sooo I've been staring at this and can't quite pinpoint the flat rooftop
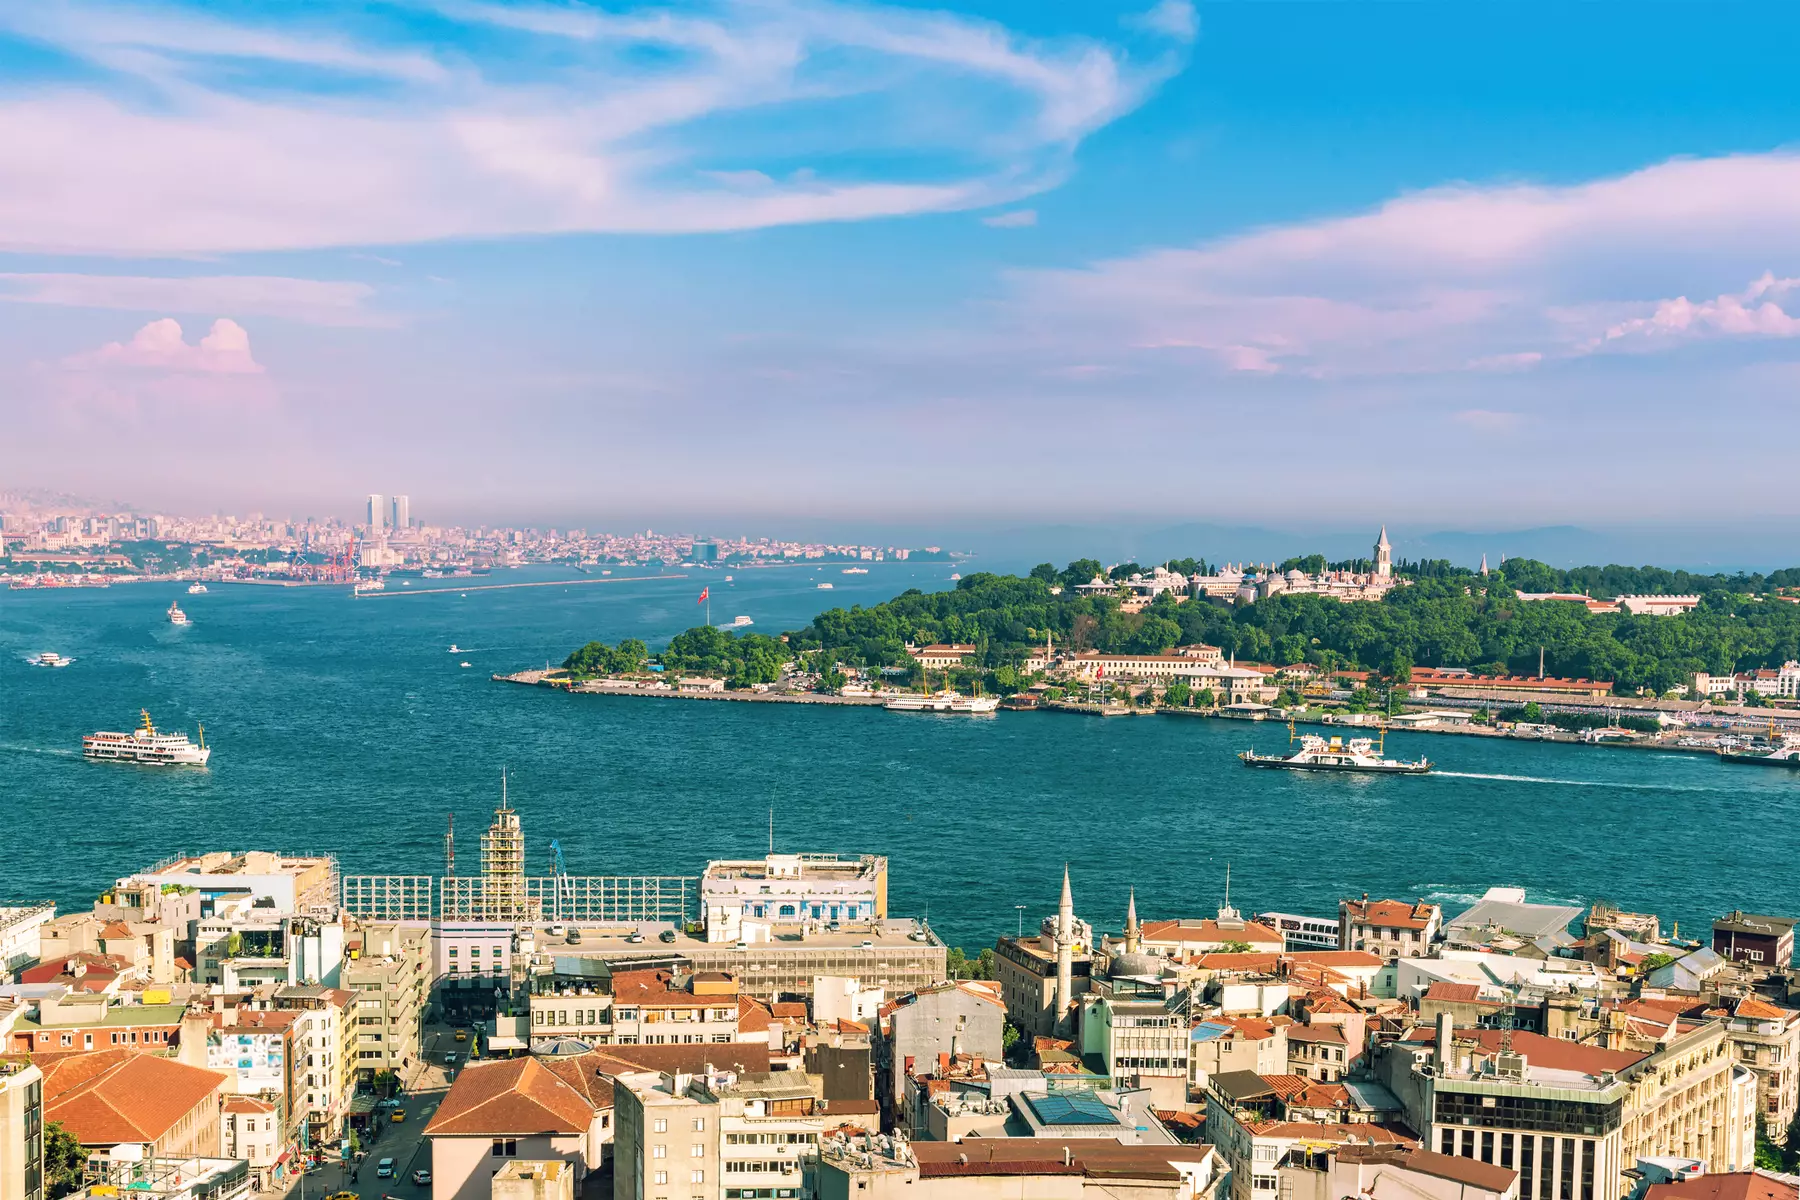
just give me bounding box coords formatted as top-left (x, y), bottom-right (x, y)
top-left (541, 918), bottom-right (936, 963)
top-left (701, 853), bottom-right (885, 883)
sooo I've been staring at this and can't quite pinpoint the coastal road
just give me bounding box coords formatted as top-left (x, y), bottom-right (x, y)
top-left (281, 1026), bottom-right (457, 1200)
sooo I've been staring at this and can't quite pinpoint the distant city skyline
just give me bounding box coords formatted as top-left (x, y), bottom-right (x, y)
top-left (2, 2), bottom-right (1798, 519)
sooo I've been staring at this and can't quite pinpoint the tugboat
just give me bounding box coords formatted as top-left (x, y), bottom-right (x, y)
top-left (83, 710), bottom-right (211, 766)
top-left (1240, 722), bottom-right (1431, 774)
top-left (166, 600), bottom-right (190, 626)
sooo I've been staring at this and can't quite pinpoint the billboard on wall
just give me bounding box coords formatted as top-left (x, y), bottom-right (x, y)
top-left (209, 1032), bottom-right (285, 1094)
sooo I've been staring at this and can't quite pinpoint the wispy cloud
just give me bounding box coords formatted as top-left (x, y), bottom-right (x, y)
top-left (1454, 408), bottom-right (1525, 434)
top-left (0, 0), bottom-right (1189, 254)
top-left (982, 208), bottom-right (1037, 228)
top-left (1003, 151), bottom-right (1800, 378)
top-left (0, 273), bottom-right (379, 325)
top-left (1126, 1), bottom-right (1198, 42)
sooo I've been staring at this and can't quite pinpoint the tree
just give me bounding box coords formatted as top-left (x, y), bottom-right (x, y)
top-left (1639, 952), bottom-right (1676, 973)
top-left (1029, 563), bottom-right (1058, 584)
top-left (1521, 702), bottom-right (1544, 722)
top-left (373, 1068), bottom-right (400, 1098)
top-left (1164, 681), bottom-right (1192, 708)
top-left (1219, 941), bottom-right (1253, 953)
top-left (46, 1122), bottom-right (87, 1199)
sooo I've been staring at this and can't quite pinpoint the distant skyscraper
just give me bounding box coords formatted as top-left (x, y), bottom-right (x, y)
top-left (693, 540), bottom-right (718, 562)
top-left (391, 494), bottom-right (410, 530)
top-left (366, 493), bottom-right (386, 531)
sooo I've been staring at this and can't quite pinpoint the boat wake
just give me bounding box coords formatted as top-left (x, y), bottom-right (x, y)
top-left (1434, 770), bottom-right (1719, 792)
top-left (0, 743), bottom-right (80, 759)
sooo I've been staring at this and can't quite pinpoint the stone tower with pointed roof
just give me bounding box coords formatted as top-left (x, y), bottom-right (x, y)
top-left (1125, 888), bottom-right (1140, 955)
top-left (1375, 525), bottom-right (1393, 579)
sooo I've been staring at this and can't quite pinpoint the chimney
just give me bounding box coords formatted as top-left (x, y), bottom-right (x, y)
top-left (1434, 1011), bottom-right (1453, 1072)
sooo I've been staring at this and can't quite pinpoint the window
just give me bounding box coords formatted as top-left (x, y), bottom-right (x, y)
top-left (690, 1171), bottom-right (705, 1184)
top-left (691, 1144), bottom-right (705, 1157)
top-left (692, 1118), bottom-right (706, 1132)
top-left (653, 1144), bottom-right (667, 1159)
top-left (492, 1140), bottom-right (517, 1158)
top-left (653, 1172), bottom-right (668, 1186)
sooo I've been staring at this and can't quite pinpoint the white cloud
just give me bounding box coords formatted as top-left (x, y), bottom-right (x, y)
top-left (0, 0), bottom-right (1189, 254)
top-left (68, 318), bottom-right (265, 374)
top-left (1005, 150), bottom-right (1800, 378)
top-left (1595, 273), bottom-right (1800, 348)
top-left (0, 273), bottom-right (378, 325)
top-left (982, 209), bottom-right (1037, 228)
top-left (1126, 1), bottom-right (1198, 42)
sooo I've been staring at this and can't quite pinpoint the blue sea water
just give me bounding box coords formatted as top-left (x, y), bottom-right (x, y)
top-left (2, 562), bottom-right (1795, 953)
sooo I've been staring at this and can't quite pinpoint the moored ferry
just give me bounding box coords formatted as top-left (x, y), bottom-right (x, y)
top-left (885, 689), bottom-right (1000, 714)
top-left (83, 710), bottom-right (211, 766)
top-left (1719, 732), bottom-right (1800, 768)
top-left (1240, 722), bottom-right (1430, 774)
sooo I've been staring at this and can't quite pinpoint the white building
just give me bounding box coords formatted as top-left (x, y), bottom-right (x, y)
top-left (701, 854), bottom-right (886, 944)
top-left (1618, 595), bottom-right (1701, 616)
top-left (0, 904), bottom-right (54, 981)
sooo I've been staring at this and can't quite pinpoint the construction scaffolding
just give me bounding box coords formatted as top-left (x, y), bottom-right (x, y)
top-left (477, 786), bottom-right (528, 922)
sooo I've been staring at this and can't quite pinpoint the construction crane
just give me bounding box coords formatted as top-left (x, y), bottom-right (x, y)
top-left (549, 839), bottom-right (573, 922)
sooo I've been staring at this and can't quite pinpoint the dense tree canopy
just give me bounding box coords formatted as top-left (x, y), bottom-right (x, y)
top-left (779, 559), bottom-right (1800, 695)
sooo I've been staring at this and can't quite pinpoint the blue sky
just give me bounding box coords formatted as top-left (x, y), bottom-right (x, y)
top-left (3, 1), bottom-right (1799, 529)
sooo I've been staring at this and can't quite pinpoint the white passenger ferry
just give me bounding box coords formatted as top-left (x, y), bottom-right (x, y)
top-left (167, 600), bottom-right (190, 626)
top-left (186, 583), bottom-right (208, 594)
top-left (1240, 722), bottom-right (1430, 774)
top-left (30, 652), bottom-right (74, 668)
top-left (83, 710), bottom-right (211, 766)
top-left (885, 689), bottom-right (1000, 715)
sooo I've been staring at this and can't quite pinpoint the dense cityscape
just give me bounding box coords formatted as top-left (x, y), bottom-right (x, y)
top-left (0, 490), bottom-right (953, 583)
top-left (2, 821), bottom-right (1797, 1200)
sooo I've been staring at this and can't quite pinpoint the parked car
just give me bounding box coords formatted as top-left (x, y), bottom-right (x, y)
top-left (659, 929), bottom-right (677, 944)
top-left (376, 1159), bottom-right (395, 1179)
top-left (412, 1169), bottom-right (433, 1186)
top-left (444, 1052), bottom-right (458, 1065)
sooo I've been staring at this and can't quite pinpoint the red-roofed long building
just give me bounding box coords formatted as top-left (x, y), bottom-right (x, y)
top-left (1339, 898), bottom-right (1441, 960)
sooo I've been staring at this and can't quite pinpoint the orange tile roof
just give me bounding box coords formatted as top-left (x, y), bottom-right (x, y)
top-left (1736, 996), bottom-right (1796, 1021)
top-left (424, 1058), bottom-right (597, 1137)
top-left (223, 1097), bottom-right (277, 1115)
top-left (35, 1049), bottom-right (227, 1146)
top-left (1141, 919), bottom-right (1285, 947)
top-left (1343, 899), bottom-right (1435, 931)
top-left (609, 969), bottom-right (714, 1008)
top-left (1464, 1028), bottom-right (1644, 1074)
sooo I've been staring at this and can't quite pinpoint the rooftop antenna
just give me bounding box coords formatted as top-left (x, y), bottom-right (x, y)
top-left (1219, 862), bottom-right (1241, 922)
top-left (768, 804), bottom-right (775, 856)
top-left (445, 813), bottom-right (455, 876)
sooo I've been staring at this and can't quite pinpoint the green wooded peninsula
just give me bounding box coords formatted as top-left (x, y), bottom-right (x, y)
top-left (563, 558), bottom-right (1800, 696)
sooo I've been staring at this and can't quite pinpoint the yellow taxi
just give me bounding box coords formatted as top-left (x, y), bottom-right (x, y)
top-left (454, 1029), bottom-right (468, 1042)
top-left (391, 1109), bottom-right (407, 1124)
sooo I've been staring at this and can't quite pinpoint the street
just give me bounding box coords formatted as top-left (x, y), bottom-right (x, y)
top-left (281, 1025), bottom-right (460, 1200)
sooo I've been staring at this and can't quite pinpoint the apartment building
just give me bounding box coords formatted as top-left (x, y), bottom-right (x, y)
top-left (1380, 1017), bottom-right (1747, 1200)
top-left (1077, 985), bottom-right (1189, 1108)
top-left (1713, 914), bottom-right (1796, 968)
top-left (6, 991), bottom-right (186, 1055)
top-left (194, 904), bottom-right (344, 990)
top-left (873, 981), bottom-right (1005, 1117)
top-left (992, 930), bottom-right (1092, 1038)
top-left (0, 1060), bottom-right (45, 1200)
top-left (611, 972), bottom-right (742, 1047)
top-left (274, 985), bottom-right (357, 1143)
top-left (121, 852), bottom-right (337, 915)
top-left (1340, 897), bottom-right (1442, 959)
top-left (1188, 1017), bottom-right (1289, 1095)
top-left (343, 922), bottom-right (429, 1081)
top-left (0, 906), bottom-right (55, 983)
top-left (221, 1098), bottom-right (280, 1190)
top-left (612, 1067), bottom-right (825, 1200)
top-left (1726, 996), bottom-right (1800, 1142)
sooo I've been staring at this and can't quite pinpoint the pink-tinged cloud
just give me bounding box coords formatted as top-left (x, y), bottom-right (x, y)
top-left (0, 1), bottom-right (1191, 254)
top-left (70, 318), bottom-right (265, 375)
top-left (1006, 150), bottom-right (1800, 378)
top-left (1597, 273), bottom-right (1800, 347)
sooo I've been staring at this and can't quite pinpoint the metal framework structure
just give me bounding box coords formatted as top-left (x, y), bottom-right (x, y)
top-left (343, 873), bottom-right (696, 923)
top-left (340, 875), bottom-right (436, 921)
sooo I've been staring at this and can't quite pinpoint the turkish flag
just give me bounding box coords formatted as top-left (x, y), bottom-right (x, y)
top-left (697, 587), bottom-right (709, 604)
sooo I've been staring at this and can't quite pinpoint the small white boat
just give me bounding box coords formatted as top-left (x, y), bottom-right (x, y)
top-left (460, 661), bottom-right (472, 668)
top-left (1240, 722), bottom-right (1430, 774)
top-left (719, 615), bottom-right (754, 629)
top-left (31, 652), bottom-right (74, 668)
top-left (167, 601), bottom-right (190, 626)
top-left (842, 567), bottom-right (868, 574)
top-left (449, 644), bottom-right (461, 653)
top-left (725, 575), bottom-right (733, 582)
top-left (601, 570), bottom-right (612, 575)
top-left (949, 573), bottom-right (961, 580)
top-left (186, 583), bottom-right (208, 594)
top-left (818, 582), bottom-right (834, 590)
